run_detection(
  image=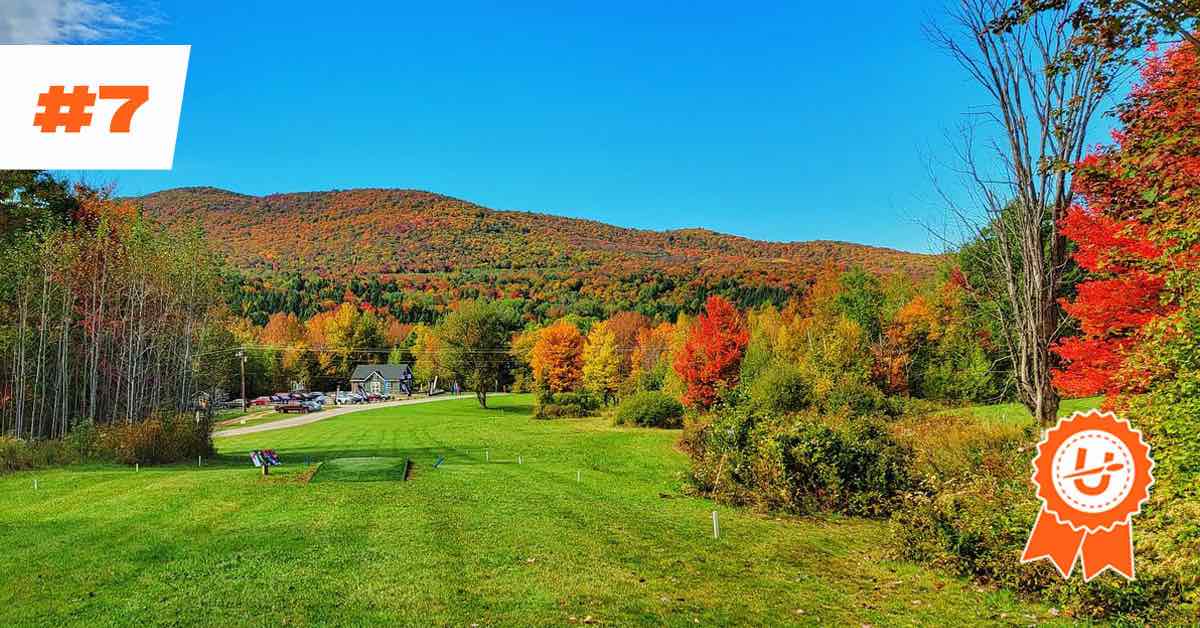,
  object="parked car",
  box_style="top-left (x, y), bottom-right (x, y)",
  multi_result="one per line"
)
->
top-left (301, 400), bottom-right (322, 412)
top-left (365, 392), bottom-right (383, 402)
top-left (275, 400), bottom-right (308, 413)
top-left (335, 392), bottom-right (359, 405)
top-left (250, 396), bottom-right (271, 406)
